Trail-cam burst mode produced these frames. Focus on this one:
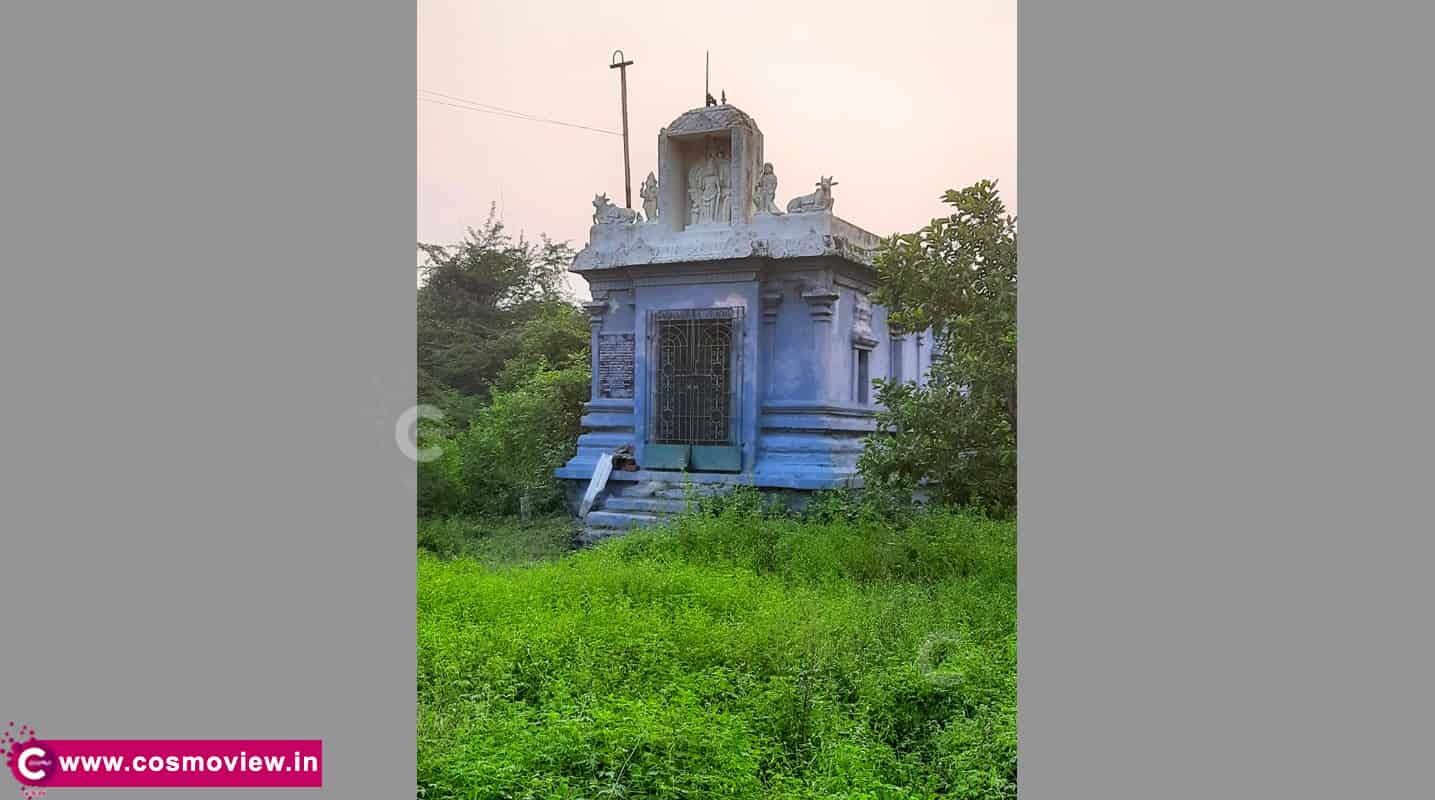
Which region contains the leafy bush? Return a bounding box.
[415,424,464,518]
[861,376,1016,516]
[863,180,1017,516]
[416,355,590,517]
[448,358,589,517]
[418,508,1016,799]
[492,302,590,392]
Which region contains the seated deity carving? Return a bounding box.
[688,139,731,225]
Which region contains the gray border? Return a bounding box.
[1021,1,1435,797]
[1,3,415,797]
[6,1,1435,797]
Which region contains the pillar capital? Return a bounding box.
[801,285,839,321]
[760,288,784,323]
[582,296,610,328]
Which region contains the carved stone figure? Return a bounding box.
[753,162,781,215]
[688,139,731,225]
[687,159,705,225]
[786,176,838,214]
[699,162,721,224]
[592,193,640,225]
[639,172,659,222]
[716,153,731,222]
[852,292,877,347]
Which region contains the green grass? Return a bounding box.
[418,513,574,566]
[418,506,1016,799]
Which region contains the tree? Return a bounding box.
[860,180,1017,514]
[417,206,576,408]
[492,302,590,391]
[416,206,594,517]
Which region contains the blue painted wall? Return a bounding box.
[556,258,932,490]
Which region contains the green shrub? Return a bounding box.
[416,424,464,518]
[416,213,591,518]
[415,515,464,559]
[863,180,1017,517]
[415,341,590,520]
[445,358,589,517]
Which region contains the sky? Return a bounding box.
[418,0,1016,298]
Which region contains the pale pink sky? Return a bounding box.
[418,0,1016,298]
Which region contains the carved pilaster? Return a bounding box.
[760,287,784,400]
[583,296,609,398]
[802,284,840,402]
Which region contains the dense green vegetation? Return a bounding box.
[865,181,1018,515]
[417,213,592,518]
[417,513,575,565]
[418,498,1016,799]
[418,208,581,406]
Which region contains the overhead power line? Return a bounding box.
[419,95,620,136]
[418,88,621,136]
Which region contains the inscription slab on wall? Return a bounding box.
[597,333,635,399]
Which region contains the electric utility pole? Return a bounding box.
[609,50,635,209]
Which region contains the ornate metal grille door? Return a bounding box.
[647,307,743,471]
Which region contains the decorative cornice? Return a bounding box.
[572,211,879,271]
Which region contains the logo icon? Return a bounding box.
[3,722,50,799]
[15,744,54,783]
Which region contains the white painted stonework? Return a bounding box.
[592,193,640,225]
[786,176,839,214]
[574,207,881,270]
[639,172,659,223]
[580,104,880,270]
[753,163,782,216]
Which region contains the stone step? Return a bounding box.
[584,509,666,531]
[652,485,728,500]
[602,495,690,515]
[616,480,668,498]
